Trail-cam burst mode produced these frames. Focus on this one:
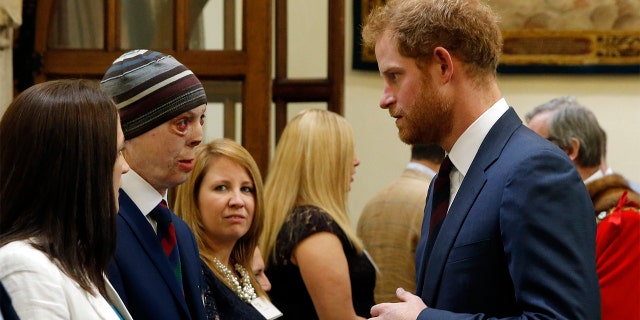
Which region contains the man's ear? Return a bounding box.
[565,137,580,161]
[433,47,453,82]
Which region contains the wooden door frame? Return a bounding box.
[31,0,272,174]
[272,0,345,142]
[24,0,346,174]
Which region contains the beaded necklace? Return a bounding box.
[212,257,257,303]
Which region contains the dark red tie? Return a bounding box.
[150,200,183,290]
[428,156,454,241]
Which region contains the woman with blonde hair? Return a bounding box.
[260,109,375,319]
[175,138,280,319]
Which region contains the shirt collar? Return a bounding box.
[448,98,509,177]
[121,169,167,216]
[406,162,438,177]
[584,169,605,185]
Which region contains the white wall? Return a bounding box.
[338,1,640,223]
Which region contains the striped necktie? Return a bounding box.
[149,200,183,290]
[428,156,454,242]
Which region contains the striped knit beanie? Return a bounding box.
[101,50,207,140]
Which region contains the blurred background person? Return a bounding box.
[260,109,375,319]
[175,138,280,320]
[526,97,640,320]
[526,96,605,183]
[526,96,640,191]
[525,97,640,209]
[252,247,272,292]
[101,49,208,320]
[0,79,131,319]
[357,144,444,303]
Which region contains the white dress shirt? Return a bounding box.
[120,169,169,233]
[446,98,510,208]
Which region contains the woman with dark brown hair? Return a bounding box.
[0,79,131,319]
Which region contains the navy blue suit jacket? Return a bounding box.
[415,108,601,319]
[108,190,205,320]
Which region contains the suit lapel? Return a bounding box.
[174,218,200,312]
[419,108,522,305]
[415,178,435,295]
[105,276,134,320]
[421,166,486,304]
[118,191,190,315]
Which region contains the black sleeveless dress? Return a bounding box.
[266,205,376,319]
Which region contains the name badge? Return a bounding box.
[251,296,283,320]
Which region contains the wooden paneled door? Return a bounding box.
[23,0,345,174]
[271,0,345,142]
[30,0,271,173]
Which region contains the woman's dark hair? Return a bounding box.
[0,79,119,297]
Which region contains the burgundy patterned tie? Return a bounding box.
[428,156,454,241]
[149,200,183,290]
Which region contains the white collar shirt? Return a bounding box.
[406,162,438,178]
[120,169,168,233]
[584,169,605,185]
[446,98,510,208]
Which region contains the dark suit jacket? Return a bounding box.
[108,190,205,320]
[415,108,601,319]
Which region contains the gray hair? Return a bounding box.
[528,97,605,168]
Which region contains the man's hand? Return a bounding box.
[369,288,427,320]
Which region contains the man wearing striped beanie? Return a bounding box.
[101,49,210,320]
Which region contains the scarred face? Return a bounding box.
[123,104,206,195]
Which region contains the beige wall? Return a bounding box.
[346,72,640,222]
[3,1,638,224]
[338,2,640,223]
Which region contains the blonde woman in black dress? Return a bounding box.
[260,109,376,320]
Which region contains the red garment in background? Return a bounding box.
[596,191,640,320]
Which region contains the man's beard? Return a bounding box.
[398,80,453,146]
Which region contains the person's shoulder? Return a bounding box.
[292,205,330,219]
[171,212,191,229]
[398,169,432,190]
[512,126,560,152]
[116,190,138,215]
[287,205,336,231]
[490,129,579,186]
[0,240,62,277]
[588,174,640,213]
[505,127,572,164]
[0,240,42,259]
[363,170,429,202]
[403,165,436,179]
